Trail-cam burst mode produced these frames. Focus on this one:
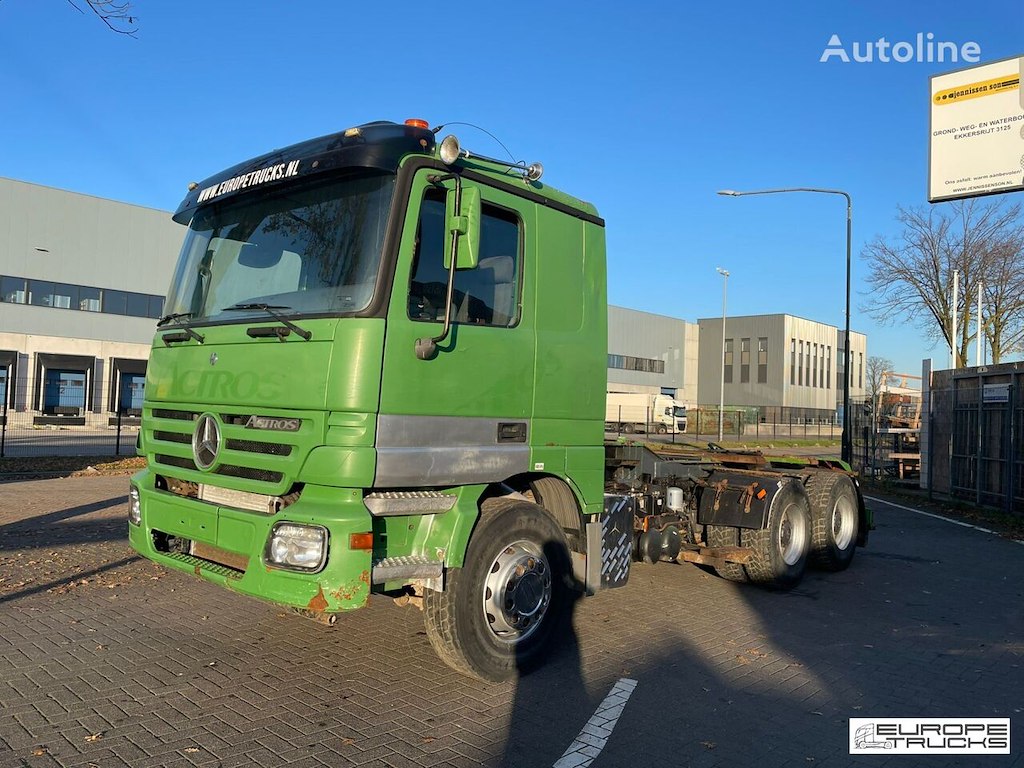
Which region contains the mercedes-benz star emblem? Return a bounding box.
[192,414,221,470]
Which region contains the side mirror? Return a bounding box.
[443,184,480,270]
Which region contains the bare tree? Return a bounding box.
[862,199,1023,365]
[864,355,893,472]
[865,355,894,410]
[65,0,137,36]
[981,232,1024,362]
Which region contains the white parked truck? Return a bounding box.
[605,392,687,434]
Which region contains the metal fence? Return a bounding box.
[0,379,139,458]
[686,405,845,442]
[927,364,1024,513]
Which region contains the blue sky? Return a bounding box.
[2,1,1022,377]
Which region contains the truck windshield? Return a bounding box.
[163,174,395,322]
[673,406,687,418]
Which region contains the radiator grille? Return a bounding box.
[147,406,306,492]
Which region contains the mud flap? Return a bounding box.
[578,495,633,595]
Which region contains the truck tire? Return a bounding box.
[423,498,572,682]
[706,482,811,589]
[743,481,811,588]
[805,472,859,571]
[705,525,747,582]
[623,423,635,434]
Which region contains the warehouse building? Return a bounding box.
[607,306,699,404]
[0,177,180,424]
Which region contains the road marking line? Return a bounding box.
[864,495,1024,544]
[553,678,637,768]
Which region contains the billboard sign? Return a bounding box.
[929,55,1024,203]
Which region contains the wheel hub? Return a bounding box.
[831,495,857,550]
[777,505,808,566]
[482,541,552,644]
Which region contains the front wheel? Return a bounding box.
[423,499,572,682]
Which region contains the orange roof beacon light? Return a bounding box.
[404,118,430,129]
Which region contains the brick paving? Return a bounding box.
[0,477,1021,767]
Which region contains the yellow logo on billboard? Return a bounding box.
[933,74,1020,105]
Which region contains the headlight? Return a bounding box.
[128,485,141,526]
[265,523,328,572]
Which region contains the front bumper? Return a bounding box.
[128,469,373,612]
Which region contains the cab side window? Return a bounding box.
[408,190,520,327]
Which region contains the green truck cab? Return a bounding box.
[129,120,613,681]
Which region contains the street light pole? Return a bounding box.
[716,267,729,442]
[717,187,853,465]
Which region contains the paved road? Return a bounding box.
[0,478,1020,767]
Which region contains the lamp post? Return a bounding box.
[716,267,729,442]
[717,187,853,465]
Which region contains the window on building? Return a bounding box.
[79,287,101,312]
[859,352,863,388]
[798,340,804,386]
[52,283,78,309]
[1,274,160,317]
[724,338,733,384]
[103,290,128,315]
[125,292,149,317]
[0,276,26,303]
[758,337,768,384]
[790,339,795,385]
[740,338,750,383]
[607,354,665,374]
[826,346,831,390]
[27,280,55,307]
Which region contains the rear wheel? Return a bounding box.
[806,472,859,571]
[706,525,746,582]
[744,481,811,588]
[423,499,572,682]
[706,481,811,589]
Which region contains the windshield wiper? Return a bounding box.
[157,312,205,343]
[224,303,312,341]
[157,311,193,327]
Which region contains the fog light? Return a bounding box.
[128,485,141,526]
[265,523,328,572]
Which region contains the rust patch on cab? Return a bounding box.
[330,571,371,604]
[307,584,329,612]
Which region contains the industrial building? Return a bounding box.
[0,177,180,424]
[607,306,699,404]
[697,314,867,421]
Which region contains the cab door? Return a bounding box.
[376,169,536,487]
